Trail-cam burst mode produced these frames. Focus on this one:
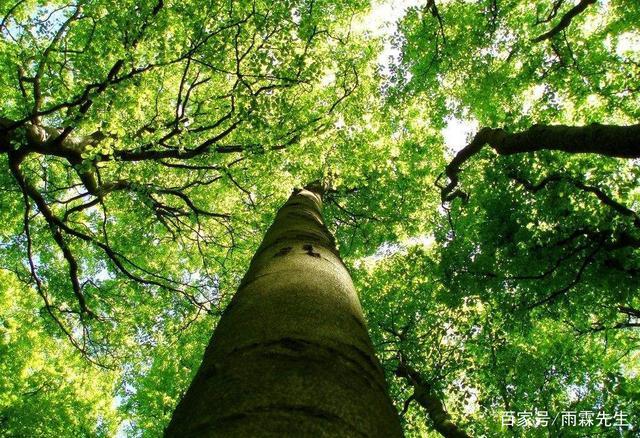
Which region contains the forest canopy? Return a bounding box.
[0,0,638,436]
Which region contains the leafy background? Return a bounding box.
[0,0,639,436]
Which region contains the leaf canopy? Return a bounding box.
[1,0,639,436]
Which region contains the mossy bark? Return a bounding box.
[165,186,402,437]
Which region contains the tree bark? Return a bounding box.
[165,185,402,437]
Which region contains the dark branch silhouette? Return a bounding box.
[438,123,640,202]
[532,0,596,43]
[396,356,471,438]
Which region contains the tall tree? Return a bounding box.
[1,0,639,436]
[166,184,402,437]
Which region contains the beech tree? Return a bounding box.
[1,0,639,437]
[166,184,402,436]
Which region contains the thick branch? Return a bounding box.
[395,360,471,438]
[619,306,640,319]
[440,123,640,202]
[532,0,596,43]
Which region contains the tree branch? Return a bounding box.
[532,0,596,43]
[439,123,640,202]
[9,151,95,319]
[395,357,471,438]
[526,240,603,310]
[508,173,640,227]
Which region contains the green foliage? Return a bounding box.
[1,0,639,436]
[358,247,639,437]
[0,271,121,437]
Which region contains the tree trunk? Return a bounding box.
[165,185,403,437]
